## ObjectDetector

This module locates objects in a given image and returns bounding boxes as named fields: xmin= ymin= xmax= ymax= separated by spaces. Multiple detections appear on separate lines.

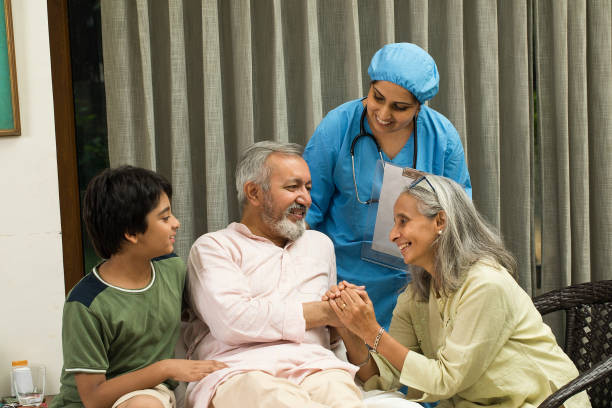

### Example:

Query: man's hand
xmin=303 ymin=301 xmax=345 ymax=329
xmin=322 ymin=280 xmax=365 ymax=301
xmin=162 ymin=359 xmax=228 ymax=382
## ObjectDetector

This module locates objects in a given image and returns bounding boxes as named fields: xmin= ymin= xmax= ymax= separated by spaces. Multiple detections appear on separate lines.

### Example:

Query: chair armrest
xmin=537 ymin=356 xmax=612 ymax=408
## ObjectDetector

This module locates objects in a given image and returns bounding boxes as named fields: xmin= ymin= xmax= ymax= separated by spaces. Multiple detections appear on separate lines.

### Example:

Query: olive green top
xmin=50 ymin=254 xmax=185 ymax=408
xmin=364 ymin=260 xmax=591 ymax=408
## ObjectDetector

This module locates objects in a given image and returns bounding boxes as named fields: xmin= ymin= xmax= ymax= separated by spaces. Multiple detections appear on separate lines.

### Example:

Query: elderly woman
xmin=325 ymin=174 xmax=590 ymax=407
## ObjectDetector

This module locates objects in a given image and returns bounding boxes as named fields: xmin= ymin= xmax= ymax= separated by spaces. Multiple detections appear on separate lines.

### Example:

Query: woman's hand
xmin=322 ymin=280 xmax=365 ymax=301
xmin=329 ymin=287 xmax=380 ymax=345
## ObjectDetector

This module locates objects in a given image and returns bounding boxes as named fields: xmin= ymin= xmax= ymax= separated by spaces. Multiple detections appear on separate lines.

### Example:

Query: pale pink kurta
xmin=183 ymin=223 xmax=357 ymax=408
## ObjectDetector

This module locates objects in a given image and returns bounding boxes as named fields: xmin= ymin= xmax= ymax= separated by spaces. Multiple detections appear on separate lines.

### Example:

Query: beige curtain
xmin=534 ymin=0 xmax=612 ymax=291
xmin=100 ymin=0 xmax=610 ymax=295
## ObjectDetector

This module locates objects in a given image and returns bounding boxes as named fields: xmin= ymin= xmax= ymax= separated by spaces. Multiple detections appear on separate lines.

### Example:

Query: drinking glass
xmin=13 ymin=364 xmax=45 ymax=406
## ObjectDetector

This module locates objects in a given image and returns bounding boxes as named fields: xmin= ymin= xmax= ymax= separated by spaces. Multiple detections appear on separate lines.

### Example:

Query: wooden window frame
xmin=47 ymin=0 xmax=84 ymax=294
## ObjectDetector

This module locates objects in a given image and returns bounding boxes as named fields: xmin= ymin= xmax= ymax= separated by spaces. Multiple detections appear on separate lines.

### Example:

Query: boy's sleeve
xmin=62 ymin=300 xmax=109 ymax=374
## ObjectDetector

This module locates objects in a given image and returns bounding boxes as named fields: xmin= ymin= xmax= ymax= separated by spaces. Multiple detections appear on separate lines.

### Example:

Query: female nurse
xmin=304 ymin=43 xmax=471 ymax=329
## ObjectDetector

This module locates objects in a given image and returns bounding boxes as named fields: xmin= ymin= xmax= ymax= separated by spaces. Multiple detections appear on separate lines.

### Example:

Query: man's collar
xmin=229 ymin=222 xmax=296 ymax=249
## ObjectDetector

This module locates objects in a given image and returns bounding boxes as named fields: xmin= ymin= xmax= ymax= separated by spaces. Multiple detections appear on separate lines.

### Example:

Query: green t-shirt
xmin=50 ymin=254 xmax=185 ymax=408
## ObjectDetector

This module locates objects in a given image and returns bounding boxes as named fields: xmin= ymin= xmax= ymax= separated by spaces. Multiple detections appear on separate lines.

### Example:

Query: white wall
xmin=0 ymin=0 xmax=65 ymax=397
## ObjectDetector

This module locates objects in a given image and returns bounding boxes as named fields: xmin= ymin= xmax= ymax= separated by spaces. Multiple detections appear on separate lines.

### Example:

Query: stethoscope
xmin=350 ymin=106 xmax=418 ymax=205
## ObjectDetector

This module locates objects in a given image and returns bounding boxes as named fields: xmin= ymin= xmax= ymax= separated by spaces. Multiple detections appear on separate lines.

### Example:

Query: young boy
xmin=51 ymin=166 xmax=226 ymax=408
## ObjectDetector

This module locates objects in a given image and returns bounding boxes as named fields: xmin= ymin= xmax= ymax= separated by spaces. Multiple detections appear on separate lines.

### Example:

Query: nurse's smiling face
xmin=365 ymin=81 xmax=420 ymax=138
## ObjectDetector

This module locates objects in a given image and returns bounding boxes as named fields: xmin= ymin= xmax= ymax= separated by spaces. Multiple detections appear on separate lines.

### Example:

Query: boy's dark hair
xmin=83 ymin=165 xmax=173 ymax=259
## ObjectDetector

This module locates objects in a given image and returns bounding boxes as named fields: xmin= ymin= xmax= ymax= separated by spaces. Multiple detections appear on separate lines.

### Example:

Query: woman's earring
xmin=438 ymin=230 xmax=443 ymax=235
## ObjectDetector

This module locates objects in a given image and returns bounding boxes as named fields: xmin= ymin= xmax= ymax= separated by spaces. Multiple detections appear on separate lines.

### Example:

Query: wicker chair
xmin=533 ymin=280 xmax=612 ymax=408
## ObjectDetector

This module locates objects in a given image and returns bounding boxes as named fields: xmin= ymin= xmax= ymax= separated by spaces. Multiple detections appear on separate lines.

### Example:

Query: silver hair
xmin=403 ymin=175 xmax=517 ymax=301
xmin=235 ymin=141 xmax=304 ymax=208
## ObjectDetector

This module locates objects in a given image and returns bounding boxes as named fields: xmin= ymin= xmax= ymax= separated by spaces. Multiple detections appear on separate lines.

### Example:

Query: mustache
xmin=284 ymin=203 xmax=307 ymax=216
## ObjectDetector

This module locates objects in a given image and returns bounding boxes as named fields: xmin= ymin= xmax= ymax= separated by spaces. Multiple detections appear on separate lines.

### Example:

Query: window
xmin=69 ymin=0 xmax=109 ymax=275
xmin=49 ymin=0 xmax=108 ymax=292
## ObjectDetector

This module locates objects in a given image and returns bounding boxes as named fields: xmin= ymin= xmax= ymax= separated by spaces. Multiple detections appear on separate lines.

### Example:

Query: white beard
xmin=273 ymin=213 xmax=306 ymax=242
xmin=262 ymin=200 xmax=306 ymax=242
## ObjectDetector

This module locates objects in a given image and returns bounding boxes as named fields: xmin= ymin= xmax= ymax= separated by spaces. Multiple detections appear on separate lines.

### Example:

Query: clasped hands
xmin=322 ymin=281 xmax=381 ymax=346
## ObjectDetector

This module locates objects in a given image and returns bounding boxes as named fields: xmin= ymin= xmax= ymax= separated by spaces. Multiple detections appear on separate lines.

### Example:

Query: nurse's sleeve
xmin=443 ymin=125 xmax=472 ymax=199
xmin=397 ymin=274 xmax=514 ymax=402
xmin=304 ymin=115 xmax=341 ymax=228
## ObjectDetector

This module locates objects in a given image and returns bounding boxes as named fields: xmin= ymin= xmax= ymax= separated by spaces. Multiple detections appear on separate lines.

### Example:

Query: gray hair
xmin=235 ymin=141 xmax=304 ymax=208
xmin=403 ymin=175 xmax=517 ymax=301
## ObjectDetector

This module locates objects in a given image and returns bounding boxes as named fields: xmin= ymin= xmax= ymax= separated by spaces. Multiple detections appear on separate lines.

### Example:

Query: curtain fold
xmin=100 ymin=0 xmax=610 ymax=292
xmin=463 ymin=0 xmax=502 ymax=228
xmin=534 ymin=0 xmax=612 ymax=292
xmin=586 ymin=0 xmax=612 ymax=283
xmin=497 ymin=0 xmax=533 ymax=293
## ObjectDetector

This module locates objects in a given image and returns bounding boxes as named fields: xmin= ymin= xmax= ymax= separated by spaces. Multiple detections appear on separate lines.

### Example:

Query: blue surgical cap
xmin=368 ymin=43 xmax=439 ymax=104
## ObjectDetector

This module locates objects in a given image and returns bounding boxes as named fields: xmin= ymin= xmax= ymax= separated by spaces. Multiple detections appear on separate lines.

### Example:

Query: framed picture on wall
xmin=0 ymin=0 xmax=19 ymax=136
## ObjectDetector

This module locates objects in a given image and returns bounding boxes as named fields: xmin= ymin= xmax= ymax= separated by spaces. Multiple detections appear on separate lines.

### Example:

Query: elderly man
xmin=183 ymin=141 xmax=365 ymax=408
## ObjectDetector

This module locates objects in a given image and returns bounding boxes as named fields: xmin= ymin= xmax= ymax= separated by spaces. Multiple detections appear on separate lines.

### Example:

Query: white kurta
xmin=183 ymin=223 xmax=357 ymax=408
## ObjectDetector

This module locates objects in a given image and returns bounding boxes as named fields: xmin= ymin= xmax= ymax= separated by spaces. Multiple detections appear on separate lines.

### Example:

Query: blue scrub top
xmin=304 ymin=98 xmax=471 ymax=329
